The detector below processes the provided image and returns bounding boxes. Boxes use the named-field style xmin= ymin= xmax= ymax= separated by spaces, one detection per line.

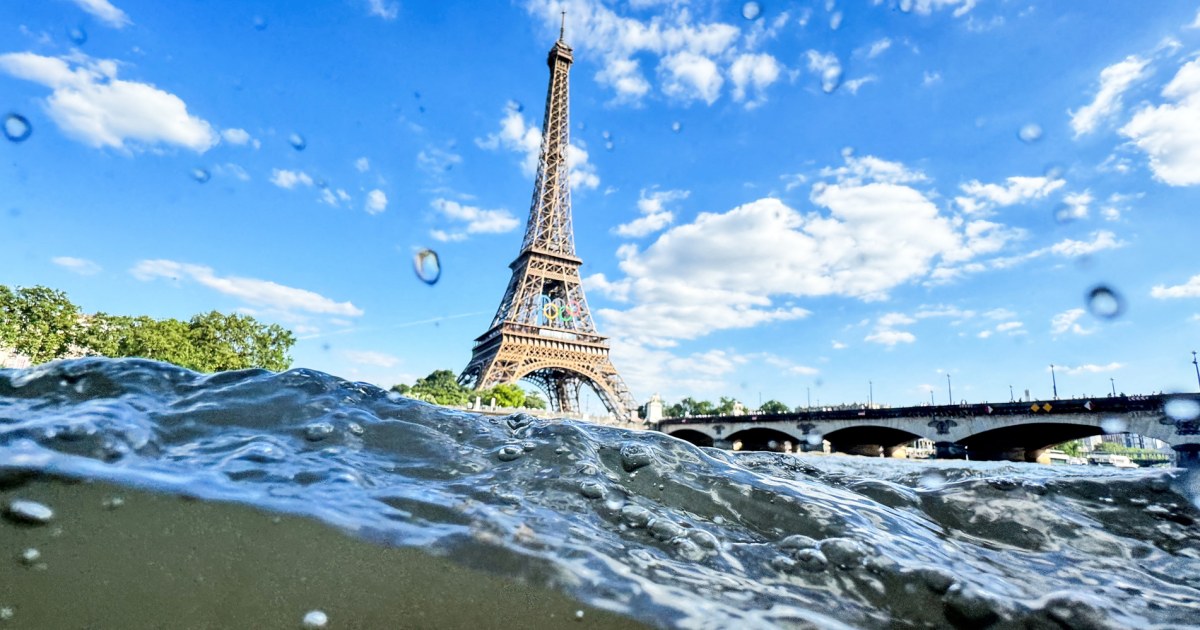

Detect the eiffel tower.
xmin=459 ymin=21 xmax=639 ymax=423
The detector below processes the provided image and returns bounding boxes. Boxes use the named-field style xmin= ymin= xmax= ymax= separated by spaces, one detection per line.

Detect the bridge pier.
xmin=1175 ymin=445 xmax=1200 ymax=469
xmin=935 ymin=442 xmax=968 ymax=460
xmin=839 ymin=444 xmax=883 ymax=458
xmin=884 ymin=445 xmax=908 ymax=459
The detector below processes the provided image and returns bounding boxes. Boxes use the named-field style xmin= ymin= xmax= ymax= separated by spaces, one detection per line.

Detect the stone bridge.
xmin=655 ymin=394 xmax=1200 ymax=466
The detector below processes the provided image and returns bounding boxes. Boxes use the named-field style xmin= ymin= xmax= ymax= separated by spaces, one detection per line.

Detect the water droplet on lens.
xmin=289 ymin=132 xmax=307 ymax=151
xmin=191 ymin=168 xmax=211 ymax=183
xmin=4 ymin=500 xmax=53 ymax=525
xmin=497 ymin=444 xmax=524 ymax=462
xmin=68 ymin=26 xmax=87 ymax=45
xmin=253 ymin=16 xmax=268 ymax=31
xmin=4 ymin=114 xmax=32 ymax=142
xmin=1044 ymin=163 xmax=1065 ymax=179
xmin=412 ymin=248 xmax=441 ymax=285
xmin=1086 ymin=285 xmax=1123 ymax=319
xmin=805 ymin=433 xmax=824 ymax=446
xmin=302 ymin=610 xmax=328 ymax=628
xmin=604 ymin=141 xmax=614 ymax=151
xmin=1099 ymin=417 xmax=1128 ymax=434
xmin=671 ymin=121 xmax=681 ymax=133
xmin=601 ymin=130 xmax=611 ymax=140
xmin=1018 ymin=123 xmax=1043 ymax=143
xmin=1165 ymin=397 xmax=1200 ymax=421
xmin=742 ymin=1 xmax=762 ymax=20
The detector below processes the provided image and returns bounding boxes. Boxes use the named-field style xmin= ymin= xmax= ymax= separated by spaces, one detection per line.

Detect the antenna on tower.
xmin=559 ymin=11 xmax=566 ymax=40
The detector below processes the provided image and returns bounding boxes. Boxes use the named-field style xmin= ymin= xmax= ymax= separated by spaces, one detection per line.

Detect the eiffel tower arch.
xmin=459 ymin=25 xmax=639 ymax=423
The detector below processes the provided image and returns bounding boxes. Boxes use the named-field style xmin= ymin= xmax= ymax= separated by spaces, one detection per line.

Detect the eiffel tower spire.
xmin=460 ymin=30 xmax=639 ymax=423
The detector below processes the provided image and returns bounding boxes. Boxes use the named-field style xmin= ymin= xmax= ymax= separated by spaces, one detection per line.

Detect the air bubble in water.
xmin=191 ymin=168 xmax=211 ymax=183
xmin=1099 ymin=417 xmax=1128 ymax=434
xmin=289 ymin=132 xmax=307 ymax=151
xmin=302 ymin=610 xmax=328 ymax=628
xmin=20 ymin=548 xmax=41 ymax=565
xmin=1018 ymin=123 xmax=1043 ymax=143
xmin=1164 ymin=397 xmax=1200 ymax=421
xmin=68 ymin=27 xmax=87 ymax=45
xmin=3 ymin=114 xmax=32 ymax=142
xmin=497 ymin=444 xmax=524 ymax=462
xmin=304 ymin=422 xmax=335 ymax=441
xmin=742 ymin=1 xmax=762 ymax=20
xmin=1086 ymin=285 xmax=1123 ymax=319
xmin=413 ymin=249 xmax=441 ymax=285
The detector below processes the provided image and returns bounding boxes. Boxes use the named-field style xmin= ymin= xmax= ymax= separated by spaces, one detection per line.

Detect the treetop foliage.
xmin=1 ymin=284 xmax=295 ymax=372
xmin=391 ymin=369 xmax=547 ymax=409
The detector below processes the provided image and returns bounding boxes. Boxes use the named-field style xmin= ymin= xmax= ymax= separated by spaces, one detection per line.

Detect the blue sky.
xmin=4 ymin=0 xmax=1200 ymax=412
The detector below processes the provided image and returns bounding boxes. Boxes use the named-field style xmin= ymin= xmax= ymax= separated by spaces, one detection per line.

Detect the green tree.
xmin=1059 ymin=440 xmax=1084 ymax=457
xmin=524 ymin=390 xmax=547 ymax=409
xmin=759 ymin=399 xmax=790 ymax=414
xmin=716 ymin=396 xmax=739 ymax=415
xmin=400 ymin=369 xmax=471 ymax=406
xmin=481 ymin=383 xmax=527 ymax=408
xmin=187 ymin=311 xmax=294 ymax=372
xmin=0 ymin=285 xmax=82 ymax=363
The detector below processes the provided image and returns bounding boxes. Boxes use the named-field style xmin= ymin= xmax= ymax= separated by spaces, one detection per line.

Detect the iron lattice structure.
xmin=460 ymin=31 xmax=639 ymax=422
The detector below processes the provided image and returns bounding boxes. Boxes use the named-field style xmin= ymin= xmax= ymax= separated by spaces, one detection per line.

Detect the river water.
xmin=2 ymin=358 xmax=1198 ymax=628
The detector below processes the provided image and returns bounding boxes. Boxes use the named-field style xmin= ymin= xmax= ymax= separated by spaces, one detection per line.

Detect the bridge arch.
xmin=958 ymin=422 xmax=1102 ymax=462
xmin=510 ymin=361 xmax=627 ymax=418
xmin=665 ymin=429 xmax=715 ymax=448
xmin=726 ymin=427 xmax=804 ymax=452
xmin=822 ymin=425 xmax=927 ymax=458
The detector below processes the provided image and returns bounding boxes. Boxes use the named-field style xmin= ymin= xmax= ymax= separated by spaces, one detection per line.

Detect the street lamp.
xmin=1009 ymin=384 xmax=1014 ymax=402
xmin=869 ymin=380 xmax=873 ymax=407
xmin=1193 ymin=351 xmax=1200 ymax=392
xmin=1050 ymin=363 xmax=1058 ymax=400
xmin=1110 ymin=377 xmax=1116 ymax=396
xmin=947 ymin=373 xmax=953 ymax=405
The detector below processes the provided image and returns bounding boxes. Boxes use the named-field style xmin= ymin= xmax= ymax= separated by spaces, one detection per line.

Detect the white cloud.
xmin=70 ymin=0 xmax=131 ymax=28
xmin=130 ymin=260 xmax=363 ymax=317
xmin=1050 ymin=308 xmax=1094 ymax=336
xmin=430 ymin=230 xmax=468 ymax=243
xmin=417 ymin=146 xmax=463 ymax=175
xmin=955 ymin=175 xmax=1065 ymax=215
xmin=355 ymin=157 xmax=370 ymax=172
xmin=819 ymin=154 xmax=928 ymax=186
xmin=1151 ymin=274 xmax=1200 ymax=299
xmin=922 ymin=71 xmax=942 ymax=87
xmin=1189 ymin=8 xmax=1200 ymax=29
xmin=842 ymin=76 xmax=878 ymax=95
xmin=366 ymin=0 xmax=398 ymax=20
xmin=213 ymin=163 xmax=249 ymax=181
xmin=864 ymin=38 xmax=892 ymax=59
xmin=319 ymin=188 xmax=351 ymax=208
xmin=729 ymin=53 xmax=782 ymax=107
xmin=221 ymin=128 xmax=252 ymax=146
xmin=995 ymin=321 xmax=1024 ymax=333
xmin=831 ymin=340 xmax=847 ymax=349
xmin=524 ymin=0 xmax=741 ymax=105
xmin=614 ymin=188 xmax=688 ymax=238
xmin=659 ymin=51 xmax=723 ymax=104
xmin=343 ymin=350 xmax=401 ymax=368
xmin=899 ymin=0 xmax=978 ymax=17
xmin=0 ymin=52 xmax=216 ymax=152
xmin=431 ymin=198 xmax=519 ymax=240
xmin=1120 ymin=58 xmax=1200 ymax=186
xmin=51 ymin=256 xmax=101 ymax=275
xmin=476 ymin=101 xmax=599 ymax=190
xmin=805 ymin=50 xmax=842 ymax=93
xmin=1069 ymin=55 xmax=1150 ymax=137
xmin=1044 ymin=230 xmax=1121 ymax=257
xmin=1058 ymin=362 xmax=1123 ymax=376
xmin=865 ymin=329 xmax=917 ymax=346
xmin=270 ymin=169 xmax=313 ymax=189
xmin=1057 ymin=191 xmax=1093 ymax=221
xmin=365 ymin=189 xmax=388 ymax=215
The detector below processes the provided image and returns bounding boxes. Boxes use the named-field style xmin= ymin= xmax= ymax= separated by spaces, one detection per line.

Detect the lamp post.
xmin=1009 ymin=384 xmax=1014 ymax=402
xmin=1050 ymin=363 xmax=1058 ymax=400
xmin=930 ymin=389 xmax=935 ymax=406
xmin=1193 ymin=351 xmax=1199 ymax=392
xmin=807 ymin=387 xmax=811 ymax=410
xmin=947 ymin=373 xmax=953 ymax=405
xmin=869 ymin=380 xmax=873 ymax=407
xmin=1110 ymin=377 xmax=1116 ymax=396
